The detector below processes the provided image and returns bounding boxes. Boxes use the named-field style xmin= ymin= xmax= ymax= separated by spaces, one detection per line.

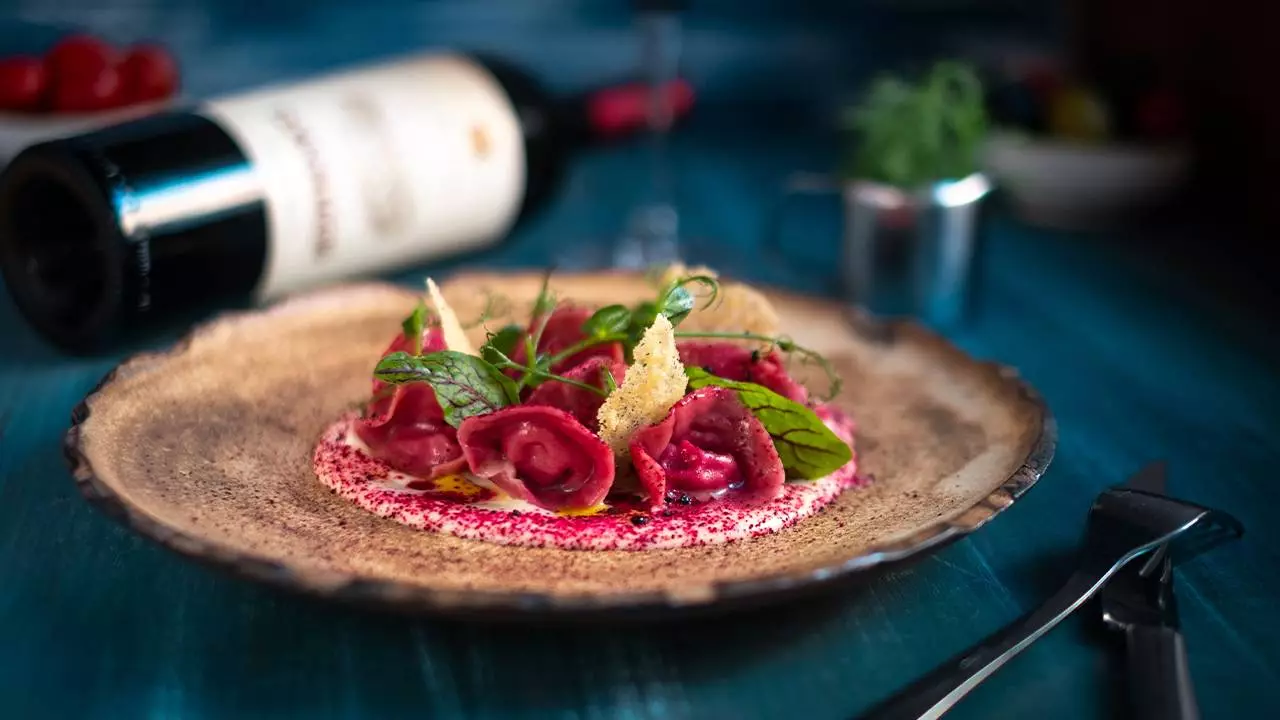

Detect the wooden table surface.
xmin=2 ymin=3 xmax=1279 ymax=718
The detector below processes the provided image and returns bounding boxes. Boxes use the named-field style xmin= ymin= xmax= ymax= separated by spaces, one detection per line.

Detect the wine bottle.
xmin=0 ymin=51 xmax=695 ymax=352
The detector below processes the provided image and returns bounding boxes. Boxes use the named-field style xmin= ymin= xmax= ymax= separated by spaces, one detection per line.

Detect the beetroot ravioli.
xmin=313 ymin=268 xmax=862 ymax=550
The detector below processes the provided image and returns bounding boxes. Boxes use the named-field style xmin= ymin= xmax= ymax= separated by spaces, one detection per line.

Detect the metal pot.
xmin=769 ymin=172 xmax=991 ymax=329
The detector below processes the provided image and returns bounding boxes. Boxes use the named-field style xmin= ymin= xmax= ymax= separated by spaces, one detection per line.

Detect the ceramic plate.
xmin=65 ymin=272 xmax=1055 ymax=619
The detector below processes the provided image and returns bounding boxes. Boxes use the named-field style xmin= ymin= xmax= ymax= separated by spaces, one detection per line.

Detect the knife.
xmin=1099 ymin=461 xmax=1200 ymax=720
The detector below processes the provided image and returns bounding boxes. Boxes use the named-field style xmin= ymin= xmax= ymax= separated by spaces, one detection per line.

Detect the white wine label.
xmin=202 ymin=54 xmax=526 ymax=300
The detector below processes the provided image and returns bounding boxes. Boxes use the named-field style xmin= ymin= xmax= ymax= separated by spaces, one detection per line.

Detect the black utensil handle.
xmin=860 ymin=572 xmax=1099 ymax=720
xmin=1126 ymin=625 xmax=1200 ymax=720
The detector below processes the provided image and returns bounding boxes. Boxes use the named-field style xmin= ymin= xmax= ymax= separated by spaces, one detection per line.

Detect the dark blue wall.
xmin=0 ymin=0 xmax=1059 ymax=131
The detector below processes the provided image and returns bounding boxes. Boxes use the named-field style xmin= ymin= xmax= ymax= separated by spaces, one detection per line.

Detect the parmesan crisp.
xmin=596 ymin=314 xmax=688 ymax=453
xmin=426 ymin=278 xmax=477 ymax=356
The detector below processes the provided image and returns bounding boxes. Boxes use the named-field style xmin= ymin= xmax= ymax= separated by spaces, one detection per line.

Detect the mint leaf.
xmin=400 ymin=302 xmax=427 ymax=354
xmin=374 ymin=351 xmax=518 ymax=427
xmin=582 ymin=304 xmax=632 ymax=339
xmin=481 ymin=324 xmax=523 ymax=366
xmin=685 ymin=367 xmax=853 ymax=480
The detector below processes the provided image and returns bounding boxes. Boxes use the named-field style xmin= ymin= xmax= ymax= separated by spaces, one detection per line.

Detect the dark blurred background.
xmin=0 ymin=0 xmax=1274 ymax=311
xmin=1 ymin=6 xmax=1277 ymax=718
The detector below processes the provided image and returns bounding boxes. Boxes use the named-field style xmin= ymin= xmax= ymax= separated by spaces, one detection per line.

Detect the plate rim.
xmin=63 ymin=278 xmax=1057 ymax=618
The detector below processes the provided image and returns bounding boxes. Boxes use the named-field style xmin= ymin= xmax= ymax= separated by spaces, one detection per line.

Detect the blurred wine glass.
xmin=611 ymin=0 xmax=688 ymax=269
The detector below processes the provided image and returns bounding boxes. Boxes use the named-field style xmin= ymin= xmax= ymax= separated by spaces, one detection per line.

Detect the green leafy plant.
xmin=375 ymin=272 xmax=841 ymax=405
xmin=840 ymin=60 xmax=988 ymax=188
xmin=371 ymin=272 xmax=854 ymax=480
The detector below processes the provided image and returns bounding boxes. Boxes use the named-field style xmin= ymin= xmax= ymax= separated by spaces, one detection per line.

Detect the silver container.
xmin=771 ymin=172 xmax=991 ymax=328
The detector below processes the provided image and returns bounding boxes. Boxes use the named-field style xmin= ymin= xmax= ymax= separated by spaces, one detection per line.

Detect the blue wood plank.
xmin=3 ymin=125 xmax=1278 ymax=719
xmin=1 ymin=2 xmax=1277 ymax=719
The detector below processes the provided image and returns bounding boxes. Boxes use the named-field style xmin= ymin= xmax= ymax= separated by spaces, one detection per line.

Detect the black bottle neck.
xmin=0 ymin=54 xmax=696 ymax=354
xmin=475 ymin=54 xmax=695 ymax=225
xmin=0 ymin=112 xmax=267 ymax=353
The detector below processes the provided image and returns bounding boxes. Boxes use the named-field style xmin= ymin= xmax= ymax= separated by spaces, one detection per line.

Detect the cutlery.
xmin=860 ymin=462 xmax=1244 ymax=720
xmin=1099 ymin=461 xmax=1199 ymax=720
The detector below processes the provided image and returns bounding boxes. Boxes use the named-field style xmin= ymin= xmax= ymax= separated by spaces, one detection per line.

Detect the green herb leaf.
xmin=522 ymin=355 xmax=554 ymax=390
xmin=531 ymin=268 xmax=557 ymax=321
xmin=658 ymin=285 xmax=695 ymax=326
xmin=582 ymin=304 xmax=632 ymax=339
xmin=481 ymin=324 xmax=523 ymax=366
xmin=685 ymin=367 xmax=853 ymax=480
xmin=625 ymin=301 xmax=659 ymax=351
xmin=840 ymin=60 xmax=987 ymax=187
xmin=400 ymin=302 xmax=427 ymax=354
xmin=374 ymin=351 xmax=518 ymax=427
xmin=654 ymin=275 xmax=719 ymax=327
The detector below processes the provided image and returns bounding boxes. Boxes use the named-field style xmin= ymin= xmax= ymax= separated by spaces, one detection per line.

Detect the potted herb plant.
xmin=836 ymin=60 xmax=993 ymax=326
xmin=838 ymin=60 xmax=990 ymax=191
xmin=770 ymin=59 xmax=992 ymax=326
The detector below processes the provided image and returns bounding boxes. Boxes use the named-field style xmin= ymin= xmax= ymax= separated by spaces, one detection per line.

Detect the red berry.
xmin=1021 ymin=64 xmax=1062 ymax=104
xmin=120 ymin=44 xmax=178 ymax=103
xmin=45 ymin=33 xmax=118 ymax=82
xmin=50 ymin=64 xmax=125 ymax=112
xmin=0 ymin=57 xmax=48 ymax=111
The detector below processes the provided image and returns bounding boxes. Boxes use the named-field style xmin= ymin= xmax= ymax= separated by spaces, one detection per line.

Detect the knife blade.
xmin=1122 ymin=460 xmax=1169 ymax=495
xmin=1100 ymin=462 xmax=1200 ymax=720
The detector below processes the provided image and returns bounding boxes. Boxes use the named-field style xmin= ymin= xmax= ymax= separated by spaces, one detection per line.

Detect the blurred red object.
xmin=1135 ymin=87 xmax=1185 ymax=140
xmin=1021 ymin=63 xmax=1062 ymax=101
xmin=120 ymin=44 xmax=178 ymax=103
xmin=585 ymin=78 xmax=694 ymax=138
xmin=49 ymin=64 xmax=124 ymax=112
xmin=46 ymin=34 xmax=125 ymax=111
xmin=0 ymin=57 xmax=47 ymax=111
xmin=45 ymin=34 xmax=116 ymax=82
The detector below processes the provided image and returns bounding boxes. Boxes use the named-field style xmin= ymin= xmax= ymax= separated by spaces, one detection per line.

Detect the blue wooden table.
xmin=2 ymin=2 xmax=1279 ymax=718
xmin=2 ymin=126 xmax=1278 ymax=719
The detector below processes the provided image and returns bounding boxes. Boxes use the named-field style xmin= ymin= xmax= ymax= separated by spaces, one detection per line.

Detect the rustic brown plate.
xmin=65 ymin=271 xmax=1055 ymax=619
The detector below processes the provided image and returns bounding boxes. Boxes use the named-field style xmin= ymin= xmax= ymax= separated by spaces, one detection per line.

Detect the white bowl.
xmin=982 ymin=130 xmax=1190 ymax=229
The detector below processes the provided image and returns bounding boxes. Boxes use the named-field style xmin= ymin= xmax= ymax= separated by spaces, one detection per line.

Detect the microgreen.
xmin=400 ymin=301 xmax=427 ymax=354
xmin=378 ymin=272 xmax=843 ymax=426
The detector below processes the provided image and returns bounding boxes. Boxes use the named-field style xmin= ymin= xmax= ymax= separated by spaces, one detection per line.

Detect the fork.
xmin=859 ymin=470 xmax=1244 ymax=720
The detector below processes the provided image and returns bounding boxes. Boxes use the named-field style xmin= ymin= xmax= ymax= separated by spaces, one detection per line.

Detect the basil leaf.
xmin=685 ymin=367 xmax=853 ymax=480
xmin=481 ymin=324 xmax=523 ymax=365
xmin=582 ymin=304 xmax=632 ymax=339
xmin=374 ymin=351 xmax=518 ymax=427
xmin=627 ymin=301 xmax=658 ymax=341
xmin=400 ymin=302 xmax=427 ymax=354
